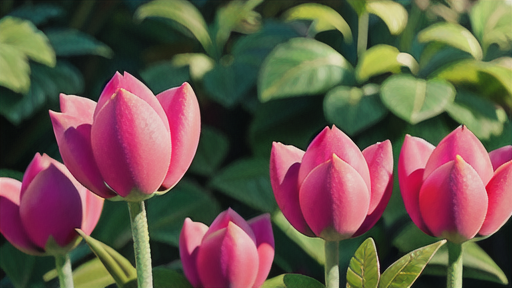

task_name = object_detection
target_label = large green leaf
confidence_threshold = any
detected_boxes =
[324,84,388,136]
[152,267,193,288]
[189,126,229,176]
[272,211,325,265]
[147,180,221,246]
[425,241,508,285]
[8,3,64,25]
[72,258,115,288]
[380,74,456,124]
[418,22,483,60]
[46,29,113,57]
[366,1,408,35]
[446,90,508,140]
[355,44,418,83]
[258,37,354,102]
[209,158,277,213]
[90,200,131,249]
[134,0,213,56]
[0,242,52,288]
[379,239,446,288]
[470,0,512,51]
[283,3,352,42]
[262,273,325,288]
[140,61,191,94]
[346,238,380,288]
[0,45,29,94]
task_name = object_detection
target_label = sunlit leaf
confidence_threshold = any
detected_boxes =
[171,53,215,81]
[0,46,30,94]
[73,258,115,288]
[189,126,229,176]
[379,239,446,288]
[418,22,483,60]
[346,238,380,288]
[324,84,388,136]
[470,0,512,51]
[380,74,455,124]
[262,273,325,288]
[259,38,354,102]
[366,1,408,35]
[46,29,113,57]
[283,3,352,42]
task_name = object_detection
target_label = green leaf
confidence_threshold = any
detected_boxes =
[90,200,132,249]
[272,211,325,265]
[258,37,354,102]
[140,61,191,94]
[147,180,221,246]
[9,3,64,25]
[135,0,213,56]
[355,44,418,83]
[347,0,367,16]
[152,267,193,288]
[171,53,215,81]
[366,1,408,35]
[0,45,30,93]
[446,90,507,140]
[379,239,446,288]
[346,238,380,288]
[380,74,456,124]
[72,258,116,288]
[189,126,229,176]
[470,0,512,51]
[262,273,325,288]
[209,158,277,213]
[283,3,352,42]
[76,229,137,288]
[46,29,113,57]
[324,84,388,136]
[425,241,508,285]
[418,22,483,60]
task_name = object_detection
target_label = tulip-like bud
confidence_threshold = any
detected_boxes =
[179,208,275,288]
[49,72,201,201]
[270,126,393,241]
[0,153,104,256]
[399,126,512,243]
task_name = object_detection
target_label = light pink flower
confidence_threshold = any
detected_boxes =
[0,153,103,255]
[270,125,393,241]
[49,72,201,201]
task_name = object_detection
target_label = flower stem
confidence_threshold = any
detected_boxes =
[357,12,369,57]
[325,240,340,288]
[447,241,463,288]
[55,254,73,288]
[128,201,153,288]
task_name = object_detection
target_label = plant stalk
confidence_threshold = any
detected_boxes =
[357,12,370,57]
[55,254,74,288]
[447,241,463,288]
[128,201,153,288]
[325,240,340,288]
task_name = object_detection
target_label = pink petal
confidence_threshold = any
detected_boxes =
[354,140,393,237]
[156,83,201,190]
[270,143,313,236]
[0,178,43,255]
[398,135,435,235]
[91,89,172,197]
[298,126,371,191]
[80,189,104,235]
[179,218,208,288]
[20,153,50,199]
[59,93,95,123]
[423,126,494,185]
[197,223,259,288]
[299,154,370,241]
[247,214,275,288]
[203,208,256,244]
[20,164,83,248]
[480,161,512,236]
[488,146,512,171]
[419,156,488,244]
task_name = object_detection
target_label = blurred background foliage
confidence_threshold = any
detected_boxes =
[0,0,511,287]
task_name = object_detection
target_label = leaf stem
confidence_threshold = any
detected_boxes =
[128,201,153,288]
[357,12,370,57]
[447,241,463,288]
[325,240,340,288]
[55,254,74,288]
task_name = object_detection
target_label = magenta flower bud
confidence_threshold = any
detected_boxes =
[179,208,275,288]
[399,126,512,243]
[49,72,201,201]
[0,153,104,256]
[270,126,393,241]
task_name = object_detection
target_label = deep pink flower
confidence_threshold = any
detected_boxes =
[399,126,512,243]
[270,125,393,241]
[179,208,274,288]
[49,72,201,201]
[0,153,103,255]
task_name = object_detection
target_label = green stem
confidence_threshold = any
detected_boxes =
[325,240,340,288]
[55,254,74,288]
[357,12,369,57]
[128,201,153,288]
[447,241,463,288]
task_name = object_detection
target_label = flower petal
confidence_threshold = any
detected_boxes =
[180,218,208,288]
[480,161,512,236]
[419,156,488,244]
[156,83,201,190]
[247,214,275,288]
[203,208,256,244]
[300,154,370,241]
[488,145,512,171]
[270,142,313,236]
[80,190,104,236]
